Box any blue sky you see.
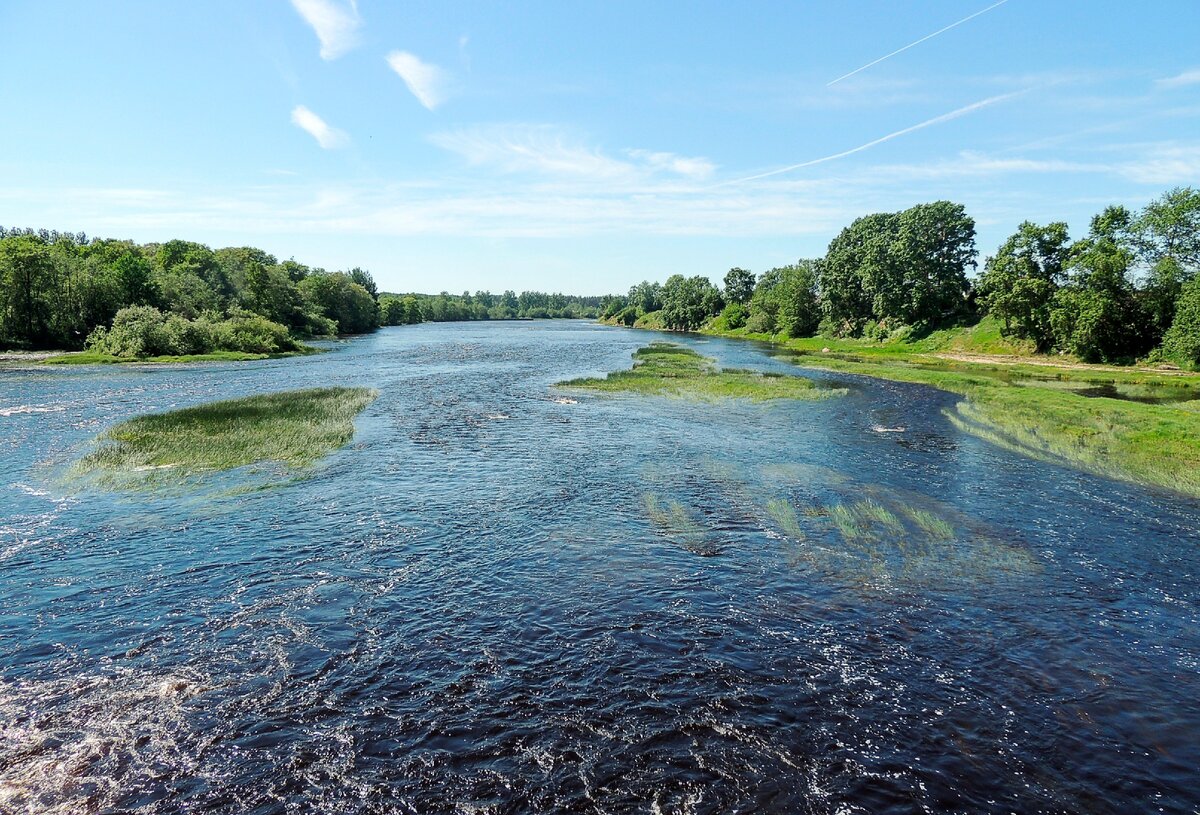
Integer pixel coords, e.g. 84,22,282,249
2,1,1199,294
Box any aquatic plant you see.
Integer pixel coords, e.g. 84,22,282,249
897,505,956,541
765,498,806,540
71,387,377,491
855,500,905,535
642,494,718,555
559,342,844,402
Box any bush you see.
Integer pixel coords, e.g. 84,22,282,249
714,302,747,331
214,311,298,354
84,306,297,358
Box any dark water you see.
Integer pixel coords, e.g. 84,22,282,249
2,321,1199,814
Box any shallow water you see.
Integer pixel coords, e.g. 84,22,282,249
2,321,1199,814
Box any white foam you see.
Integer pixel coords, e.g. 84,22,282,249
0,404,66,417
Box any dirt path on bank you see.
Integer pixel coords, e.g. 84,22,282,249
932,352,1195,377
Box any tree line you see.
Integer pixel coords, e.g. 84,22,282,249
603,188,1200,368
0,228,603,354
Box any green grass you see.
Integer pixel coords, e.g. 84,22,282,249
559,342,845,401
782,354,1200,498
624,315,1200,498
71,386,377,491
43,347,320,365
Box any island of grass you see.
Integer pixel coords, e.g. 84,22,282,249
72,386,377,491
41,348,321,365
559,342,844,401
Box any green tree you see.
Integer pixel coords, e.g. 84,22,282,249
722,267,755,304
1162,273,1200,367
299,272,379,334
819,212,892,335
0,234,54,346
977,221,1070,351
1050,237,1144,362
1132,187,1200,269
660,274,722,330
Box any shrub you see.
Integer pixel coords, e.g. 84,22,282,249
215,311,298,354
83,306,297,357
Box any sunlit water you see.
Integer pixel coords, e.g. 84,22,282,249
1,321,1198,814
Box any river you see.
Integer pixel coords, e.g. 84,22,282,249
2,320,1198,814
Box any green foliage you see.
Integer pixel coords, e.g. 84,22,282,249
1132,187,1200,269
628,280,663,313
84,305,298,358
819,202,975,334
1163,274,1200,368
299,272,379,334
0,227,382,352
976,221,1070,351
750,261,821,338
660,274,723,330
713,301,747,330
72,387,377,491
722,267,755,304
1050,238,1145,362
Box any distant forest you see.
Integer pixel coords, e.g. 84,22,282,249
0,229,604,355
2,185,1197,367
602,187,1200,368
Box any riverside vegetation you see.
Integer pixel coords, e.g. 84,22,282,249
599,188,1200,498
0,227,606,362
559,342,845,401
71,387,377,491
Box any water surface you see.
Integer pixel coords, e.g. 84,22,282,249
2,321,1198,813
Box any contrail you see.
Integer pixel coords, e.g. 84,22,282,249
716,89,1029,186
827,0,1010,86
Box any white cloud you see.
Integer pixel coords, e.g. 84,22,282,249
430,125,716,182
431,125,633,178
1117,144,1200,184
625,150,716,180
289,0,361,60
386,51,449,110
290,105,349,149
1157,69,1200,90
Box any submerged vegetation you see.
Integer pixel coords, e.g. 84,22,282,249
72,387,376,491
782,351,1200,499
639,458,1038,586
559,342,844,401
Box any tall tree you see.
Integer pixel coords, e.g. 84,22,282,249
977,221,1070,351
722,267,755,305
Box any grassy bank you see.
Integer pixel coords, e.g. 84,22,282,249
72,386,377,491
610,314,1200,498
42,347,322,365
559,342,844,401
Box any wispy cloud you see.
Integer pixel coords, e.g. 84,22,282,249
430,125,716,181
1157,68,1200,90
289,0,361,60
386,51,450,110
828,0,1010,86
720,89,1031,185
290,105,349,149
626,150,716,180
1117,144,1200,184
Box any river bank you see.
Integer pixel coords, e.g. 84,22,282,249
604,314,1200,498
